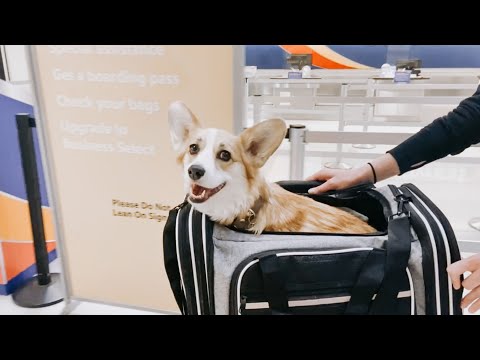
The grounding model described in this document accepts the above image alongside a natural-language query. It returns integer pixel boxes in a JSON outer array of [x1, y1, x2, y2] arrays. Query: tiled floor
[[0, 259, 162, 315], [0, 294, 161, 315]]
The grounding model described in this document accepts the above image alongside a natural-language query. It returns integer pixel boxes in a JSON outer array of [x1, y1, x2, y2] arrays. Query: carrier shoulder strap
[[370, 189, 412, 314]]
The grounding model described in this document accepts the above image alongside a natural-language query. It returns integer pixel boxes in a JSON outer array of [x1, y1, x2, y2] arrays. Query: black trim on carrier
[[401, 184, 463, 315], [276, 180, 374, 197], [403, 184, 462, 267], [176, 206, 199, 314], [163, 202, 216, 315], [400, 186, 448, 315], [163, 202, 187, 314]]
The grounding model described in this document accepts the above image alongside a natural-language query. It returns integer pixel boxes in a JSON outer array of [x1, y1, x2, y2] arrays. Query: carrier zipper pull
[[173, 202, 186, 211], [397, 195, 410, 214], [239, 296, 247, 315], [173, 195, 189, 210], [388, 185, 412, 219], [395, 193, 412, 215]]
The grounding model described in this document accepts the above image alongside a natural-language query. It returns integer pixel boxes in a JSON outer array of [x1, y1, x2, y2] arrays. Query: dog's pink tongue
[[191, 184, 205, 196]]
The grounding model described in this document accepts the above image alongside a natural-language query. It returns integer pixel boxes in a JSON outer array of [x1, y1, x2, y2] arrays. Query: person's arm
[[307, 86, 480, 194], [389, 86, 480, 175]]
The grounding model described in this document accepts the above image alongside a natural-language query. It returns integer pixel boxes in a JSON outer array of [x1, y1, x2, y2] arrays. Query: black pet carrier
[[163, 181, 463, 315]]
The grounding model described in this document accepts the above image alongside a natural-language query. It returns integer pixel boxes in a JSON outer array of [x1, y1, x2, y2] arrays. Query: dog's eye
[[218, 150, 231, 162], [189, 144, 199, 155]]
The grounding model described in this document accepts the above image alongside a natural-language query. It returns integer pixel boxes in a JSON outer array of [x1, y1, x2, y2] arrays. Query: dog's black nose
[[188, 165, 205, 180]]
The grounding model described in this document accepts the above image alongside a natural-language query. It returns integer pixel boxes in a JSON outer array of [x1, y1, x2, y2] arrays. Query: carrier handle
[[344, 248, 386, 315], [277, 180, 374, 198]]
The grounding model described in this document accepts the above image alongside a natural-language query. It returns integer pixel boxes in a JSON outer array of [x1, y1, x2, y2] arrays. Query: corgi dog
[[168, 101, 376, 235]]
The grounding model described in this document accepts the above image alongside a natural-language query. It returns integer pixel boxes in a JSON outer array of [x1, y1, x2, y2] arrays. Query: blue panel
[[0, 94, 49, 206], [328, 45, 388, 68], [246, 45, 289, 69], [410, 45, 480, 68]]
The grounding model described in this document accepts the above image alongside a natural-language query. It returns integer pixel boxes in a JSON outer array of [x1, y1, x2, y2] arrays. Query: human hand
[[447, 253, 480, 313], [306, 154, 401, 195], [305, 166, 373, 195]]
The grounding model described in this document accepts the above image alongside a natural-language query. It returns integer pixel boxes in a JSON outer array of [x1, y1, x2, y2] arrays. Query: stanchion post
[[16, 114, 51, 285], [12, 113, 63, 308], [288, 124, 306, 180]]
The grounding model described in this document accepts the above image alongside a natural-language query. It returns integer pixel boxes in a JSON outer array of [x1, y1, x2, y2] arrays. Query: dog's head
[[168, 101, 286, 222]]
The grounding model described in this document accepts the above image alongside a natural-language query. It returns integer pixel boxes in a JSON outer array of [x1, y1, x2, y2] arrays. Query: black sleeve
[[387, 85, 480, 175]]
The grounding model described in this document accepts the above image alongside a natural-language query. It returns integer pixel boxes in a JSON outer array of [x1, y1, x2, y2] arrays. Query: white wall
[[3, 45, 30, 82]]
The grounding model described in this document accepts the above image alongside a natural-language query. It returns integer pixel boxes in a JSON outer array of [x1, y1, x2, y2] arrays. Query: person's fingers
[[447, 258, 474, 290], [462, 269, 480, 291], [308, 180, 336, 195], [447, 266, 463, 290], [467, 298, 480, 313], [461, 284, 480, 309], [305, 170, 335, 181]]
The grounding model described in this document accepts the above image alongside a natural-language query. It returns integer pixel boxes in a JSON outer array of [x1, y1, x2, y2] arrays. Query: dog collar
[[232, 197, 264, 231]]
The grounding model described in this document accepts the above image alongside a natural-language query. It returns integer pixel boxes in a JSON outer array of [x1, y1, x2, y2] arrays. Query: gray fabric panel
[[408, 241, 425, 315], [375, 185, 399, 214], [212, 185, 426, 315]]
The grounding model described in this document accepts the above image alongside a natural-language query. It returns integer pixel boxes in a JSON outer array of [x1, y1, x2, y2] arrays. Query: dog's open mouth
[[189, 182, 226, 203]]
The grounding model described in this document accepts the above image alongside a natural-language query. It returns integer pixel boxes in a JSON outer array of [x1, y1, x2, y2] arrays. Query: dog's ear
[[168, 101, 202, 153], [240, 118, 287, 168]]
